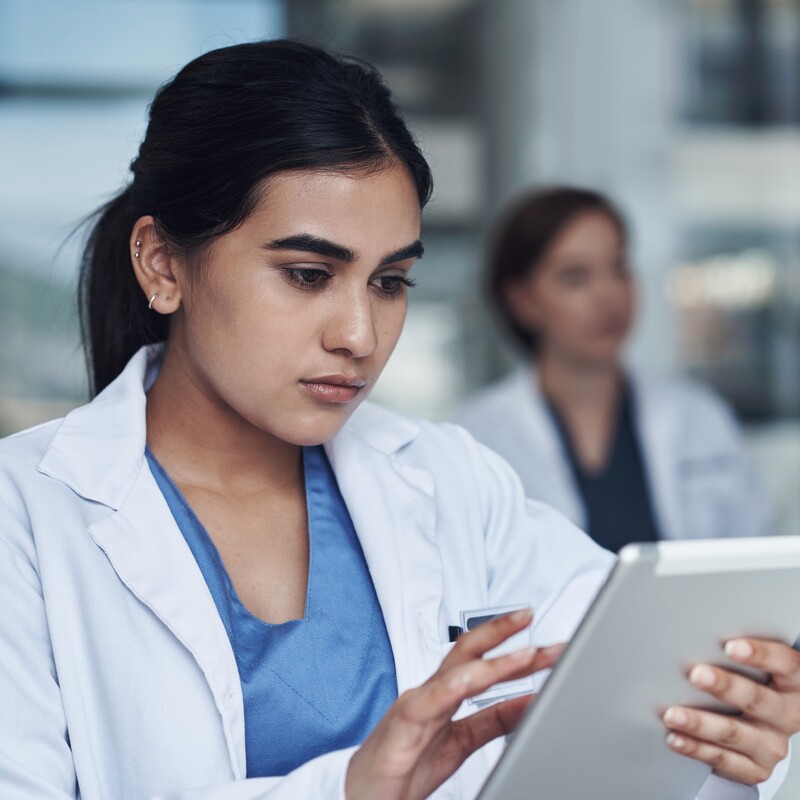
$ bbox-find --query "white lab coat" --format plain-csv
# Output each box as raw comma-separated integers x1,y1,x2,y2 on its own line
0,346,785,800
454,368,776,542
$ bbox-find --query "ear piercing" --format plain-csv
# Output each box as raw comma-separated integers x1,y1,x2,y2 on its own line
148,293,158,310
134,240,141,259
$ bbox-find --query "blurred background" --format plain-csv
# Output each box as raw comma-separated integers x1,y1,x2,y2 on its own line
1,0,799,790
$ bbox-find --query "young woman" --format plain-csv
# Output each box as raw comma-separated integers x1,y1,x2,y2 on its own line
0,43,797,800
456,187,776,552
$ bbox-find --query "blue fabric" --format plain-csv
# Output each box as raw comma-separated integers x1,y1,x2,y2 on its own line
146,445,398,777
547,383,661,552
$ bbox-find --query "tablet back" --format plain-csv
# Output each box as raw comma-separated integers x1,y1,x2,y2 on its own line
478,536,800,800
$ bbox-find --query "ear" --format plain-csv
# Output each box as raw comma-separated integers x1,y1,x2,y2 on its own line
502,274,542,330
130,215,183,315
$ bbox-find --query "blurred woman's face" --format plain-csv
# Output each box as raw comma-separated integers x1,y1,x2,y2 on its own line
165,163,422,445
504,211,635,367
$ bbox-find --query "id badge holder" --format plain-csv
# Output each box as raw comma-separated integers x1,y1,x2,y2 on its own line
458,603,534,705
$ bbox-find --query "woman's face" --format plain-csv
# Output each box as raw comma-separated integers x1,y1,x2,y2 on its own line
165,163,422,445
505,211,635,367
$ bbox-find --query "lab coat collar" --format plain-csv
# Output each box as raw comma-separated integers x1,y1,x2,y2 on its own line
37,344,423,510
37,345,157,509
508,367,586,525
628,373,683,540
325,422,443,694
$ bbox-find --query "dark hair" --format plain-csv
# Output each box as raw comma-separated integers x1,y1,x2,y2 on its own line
79,39,433,395
486,186,628,355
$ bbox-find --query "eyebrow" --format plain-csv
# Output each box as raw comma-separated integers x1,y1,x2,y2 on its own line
264,233,424,265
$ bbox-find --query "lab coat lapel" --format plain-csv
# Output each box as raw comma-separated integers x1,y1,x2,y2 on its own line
520,370,586,527
87,463,247,779
325,418,445,695
631,372,682,540
38,345,246,779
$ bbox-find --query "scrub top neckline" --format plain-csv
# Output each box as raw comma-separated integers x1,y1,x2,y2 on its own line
144,443,314,628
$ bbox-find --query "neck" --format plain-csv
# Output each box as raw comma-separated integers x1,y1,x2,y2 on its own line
536,350,624,414
145,342,303,495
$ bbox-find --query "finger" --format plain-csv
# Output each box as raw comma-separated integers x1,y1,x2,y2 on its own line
662,706,788,769
416,646,538,723
688,664,785,730
442,608,533,668
724,638,800,693
664,732,773,785
403,641,554,731
452,693,534,754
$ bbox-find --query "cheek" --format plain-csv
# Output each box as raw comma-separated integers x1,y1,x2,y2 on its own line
375,300,408,357
540,288,594,330
181,278,316,380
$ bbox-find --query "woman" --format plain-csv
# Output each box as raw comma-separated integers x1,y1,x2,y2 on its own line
0,43,797,800
456,187,775,552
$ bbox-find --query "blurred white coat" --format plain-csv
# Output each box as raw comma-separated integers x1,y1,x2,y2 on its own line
454,369,776,542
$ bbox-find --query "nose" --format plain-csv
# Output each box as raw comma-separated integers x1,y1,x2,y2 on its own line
321,287,378,359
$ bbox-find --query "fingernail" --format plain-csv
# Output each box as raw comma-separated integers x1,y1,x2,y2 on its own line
689,665,717,688
510,608,532,624
725,640,753,661
666,733,686,749
663,707,688,726
508,646,537,663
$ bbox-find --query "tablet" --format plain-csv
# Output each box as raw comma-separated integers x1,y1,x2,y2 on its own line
478,536,800,800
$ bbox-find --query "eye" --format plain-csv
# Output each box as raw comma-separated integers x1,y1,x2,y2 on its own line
283,267,332,290
372,274,417,298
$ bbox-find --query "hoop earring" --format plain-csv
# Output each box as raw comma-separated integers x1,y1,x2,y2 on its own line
148,293,158,310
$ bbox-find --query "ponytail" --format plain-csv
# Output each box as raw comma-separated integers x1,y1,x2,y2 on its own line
78,187,168,396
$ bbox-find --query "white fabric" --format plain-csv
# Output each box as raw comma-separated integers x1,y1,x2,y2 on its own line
0,347,785,799
453,368,776,541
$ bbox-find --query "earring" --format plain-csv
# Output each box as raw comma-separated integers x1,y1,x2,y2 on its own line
148,293,158,310
134,240,141,259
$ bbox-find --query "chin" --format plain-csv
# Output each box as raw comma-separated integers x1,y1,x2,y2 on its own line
279,406,360,448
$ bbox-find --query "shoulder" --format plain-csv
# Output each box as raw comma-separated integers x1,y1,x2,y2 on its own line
634,372,740,432
345,399,480,465
344,399,541,511
0,418,64,486
0,417,66,556
451,370,533,434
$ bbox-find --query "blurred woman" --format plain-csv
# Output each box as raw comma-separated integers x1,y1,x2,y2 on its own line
456,187,775,552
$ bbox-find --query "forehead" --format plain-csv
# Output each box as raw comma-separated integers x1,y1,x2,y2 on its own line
548,212,624,260
242,166,422,249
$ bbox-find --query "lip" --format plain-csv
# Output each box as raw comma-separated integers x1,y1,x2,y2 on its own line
300,374,367,404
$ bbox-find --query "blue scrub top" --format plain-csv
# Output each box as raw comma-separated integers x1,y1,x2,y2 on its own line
546,383,661,552
146,445,398,777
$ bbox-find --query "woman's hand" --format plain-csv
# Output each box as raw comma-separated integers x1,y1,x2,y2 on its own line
345,608,562,800
662,638,800,784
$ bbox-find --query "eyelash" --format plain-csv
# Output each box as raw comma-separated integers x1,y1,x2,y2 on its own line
282,268,416,298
